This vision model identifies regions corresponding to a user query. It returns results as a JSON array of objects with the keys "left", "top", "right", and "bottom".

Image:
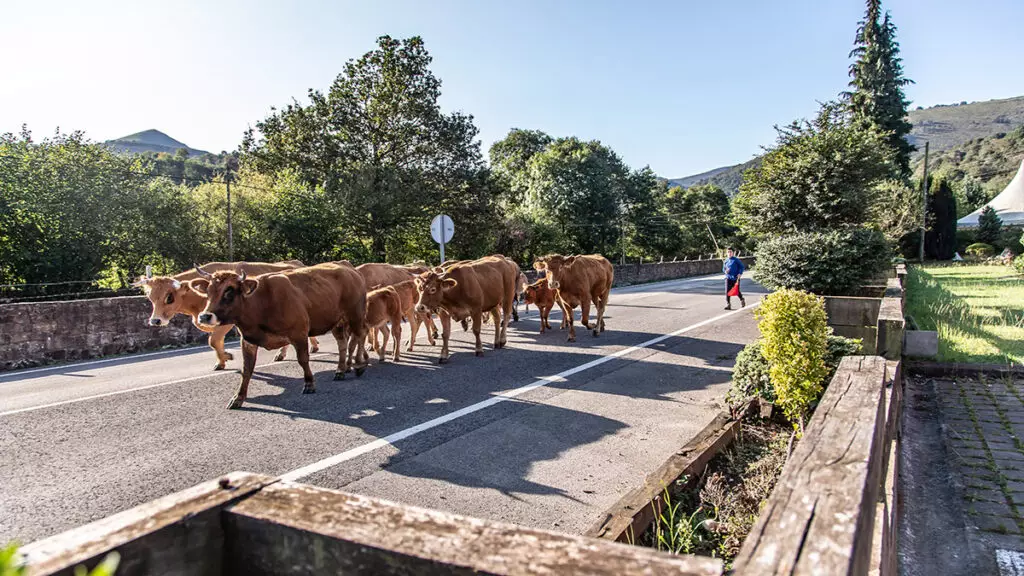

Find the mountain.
[
  {"left": 667, "top": 95, "right": 1024, "bottom": 196},
  {"left": 912, "top": 125, "right": 1024, "bottom": 198},
  {"left": 105, "top": 129, "right": 210, "bottom": 157}
]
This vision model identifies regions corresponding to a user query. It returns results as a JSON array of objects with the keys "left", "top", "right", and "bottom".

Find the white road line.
[
  {"left": 279, "top": 302, "right": 758, "bottom": 482},
  {"left": 998, "top": 549, "right": 1024, "bottom": 576},
  {"left": 0, "top": 353, "right": 333, "bottom": 418}
]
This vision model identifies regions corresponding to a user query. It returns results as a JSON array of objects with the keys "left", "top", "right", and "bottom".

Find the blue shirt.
[{"left": 723, "top": 257, "right": 745, "bottom": 280}]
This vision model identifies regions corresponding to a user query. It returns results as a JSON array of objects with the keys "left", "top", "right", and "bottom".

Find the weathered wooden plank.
[
  {"left": 876, "top": 295, "right": 904, "bottom": 361},
  {"left": 22, "top": 472, "right": 273, "bottom": 576},
  {"left": 585, "top": 406, "right": 744, "bottom": 544},
  {"left": 224, "top": 482, "right": 723, "bottom": 576},
  {"left": 732, "top": 356, "right": 889, "bottom": 576}
]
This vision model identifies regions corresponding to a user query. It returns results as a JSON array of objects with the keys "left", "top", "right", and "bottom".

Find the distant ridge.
[
  {"left": 105, "top": 129, "right": 210, "bottom": 157},
  {"left": 666, "top": 94, "right": 1024, "bottom": 196}
]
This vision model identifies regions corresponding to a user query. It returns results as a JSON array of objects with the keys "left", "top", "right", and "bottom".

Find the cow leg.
[
  {"left": 511, "top": 296, "right": 519, "bottom": 323},
  {"left": 431, "top": 317, "right": 440, "bottom": 340},
  {"left": 310, "top": 336, "right": 320, "bottom": 354},
  {"left": 210, "top": 323, "right": 235, "bottom": 370},
  {"left": 558, "top": 301, "right": 569, "bottom": 329},
  {"left": 490, "top": 308, "right": 502, "bottom": 349},
  {"left": 295, "top": 339, "right": 315, "bottom": 395},
  {"left": 472, "top": 311, "right": 484, "bottom": 356},
  {"left": 439, "top": 311, "right": 452, "bottom": 364},
  {"left": 565, "top": 305, "right": 577, "bottom": 342},
  {"left": 580, "top": 299, "right": 592, "bottom": 331},
  {"left": 377, "top": 326, "right": 388, "bottom": 362},
  {"left": 407, "top": 314, "right": 419, "bottom": 352},
  {"left": 274, "top": 346, "right": 288, "bottom": 362},
  {"left": 596, "top": 292, "right": 609, "bottom": 334},
  {"left": 539, "top": 306, "right": 547, "bottom": 333},
  {"left": 391, "top": 321, "right": 402, "bottom": 362},
  {"left": 348, "top": 324, "right": 368, "bottom": 377},
  {"left": 228, "top": 340, "right": 259, "bottom": 409},
  {"left": 331, "top": 325, "right": 348, "bottom": 380}
]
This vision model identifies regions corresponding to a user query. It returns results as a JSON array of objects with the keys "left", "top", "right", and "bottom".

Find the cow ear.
[
  {"left": 414, "top": 277, "right": 425, "bottom": 288},
  {"left": 442, "top": 278, "right": 458, "bottom": 290},
  {"left": 189, "top": 278, "right": 210, "bottom": 296},
  {"left": 131, "top": 276, "right": 149, "bottom": 287},
  {"left": 532, "top": 261, "right": 546, "bottom": 271},
  {"left": 565, "top": 256, "right": 577, "bottom": 265},
  {"left": 242, "top": 278, "right": 259, "bottom": 296}
]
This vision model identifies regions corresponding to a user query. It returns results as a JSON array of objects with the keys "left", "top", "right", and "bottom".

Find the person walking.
[{"left": 723, "top": 248, "right": 746, "bottom": 310}]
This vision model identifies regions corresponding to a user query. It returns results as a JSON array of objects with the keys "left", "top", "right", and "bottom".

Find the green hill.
[
  {"left": 668, "top": 95, "right": 1024, "bottom": 196},
  {"left": 912, "top": 125, "right": 1024, "bottom": 199},
  {"left": 105, "top": 129, "right": 210, "bottom": 157}
]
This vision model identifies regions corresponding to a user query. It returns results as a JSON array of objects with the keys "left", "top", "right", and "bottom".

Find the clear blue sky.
[{"left": 2, "top": 0, "right": 1022, "bottom": 177}]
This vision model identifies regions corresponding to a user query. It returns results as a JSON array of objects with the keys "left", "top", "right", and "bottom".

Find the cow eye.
[
  {"left": 222, "top": 287, "right": 235, "bottom": 302},
  {"left": 165, "top": 293, "right": 174, "bottom": 305}
]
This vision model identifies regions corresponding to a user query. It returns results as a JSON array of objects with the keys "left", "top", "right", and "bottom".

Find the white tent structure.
[{"left": 958, "top": 158, "right": 1024, "bottom": 228}]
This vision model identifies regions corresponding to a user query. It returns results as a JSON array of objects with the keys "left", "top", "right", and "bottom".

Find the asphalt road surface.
[{"left": 1, "top": 273, "right": 765, "bottom": 544}]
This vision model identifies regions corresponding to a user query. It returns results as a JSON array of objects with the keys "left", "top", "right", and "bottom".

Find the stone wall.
[
  {"left": 0, "top": 257, "right": 751, "bottom": 371},
  {"left": 0, "top": 296, "right": 206, "bottom": 371}
]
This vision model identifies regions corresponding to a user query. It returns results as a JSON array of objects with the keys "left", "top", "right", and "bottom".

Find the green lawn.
[{"left": 906, "top": 264, "right": 1024, "bottom": 364}]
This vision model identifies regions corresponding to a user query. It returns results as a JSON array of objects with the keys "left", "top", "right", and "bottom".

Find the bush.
[
  {"left": 753, "top": 228, "right": 890, "bottom": 295},
  {"left": 727, "top": 335, "right": 862, "bottom": 408},
  {"left": 755, "top": 289, "right": 830, "bottom": 424},
  {"left": 955, "top": 228, "right": 977, "bottom": 255},
  {"left": 976, "top": 206, "right": 1003, "bottom": 245},
  {"left": 965, "top": 243, "right": 996, "bottom": 257},
  {"left": 1015, "top": 256, "right": 1024, "bottom": 276}
]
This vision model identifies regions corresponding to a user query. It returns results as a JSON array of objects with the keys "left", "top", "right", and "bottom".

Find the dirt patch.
[{"left": 640, "top": 416, "right": 792, "bottom": 568}]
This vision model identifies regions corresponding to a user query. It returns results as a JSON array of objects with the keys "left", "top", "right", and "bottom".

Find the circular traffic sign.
[{"left": 431, "top": 214, "right": 455, "bottom": 244}]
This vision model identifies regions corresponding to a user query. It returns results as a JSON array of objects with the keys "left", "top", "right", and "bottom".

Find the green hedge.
[
  {"left": 965, "top": 243, "right": 996, "bottom": 257},
  {"left": 752, "top": 228, "right": 890, "bottom": 295}
]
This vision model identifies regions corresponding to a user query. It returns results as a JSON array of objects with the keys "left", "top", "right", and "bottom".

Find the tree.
[
  {"left": 870, "top": 179, "right": 921, "bottom": 243},
  {"left": 956, "top": 174, "right": 988, "bottom": 216},
  {"left": 846, "top": 0, "right": 914, "bottom": 175},
  {"left": 242, "top": 36, "right": 486, "bottom": 261},
  {"left": 734, "top": 102, "right": 893, "bottom": 237},
  {"left": 661, "top": 184, "right": 732, "bottom": 255},
  {"left": 489, "top": 128, "right": 552, "bottom": 205},
  {"left": 925, "top": 175, "right": 957, "bottom": 259},
  {"left": 976, "top": 205, "right": 1002, "bottom": 245}
]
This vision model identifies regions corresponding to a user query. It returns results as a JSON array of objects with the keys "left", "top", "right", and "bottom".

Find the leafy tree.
[
  {"left": 734, "top": 102, "right": 893, "bottom": 236},
  {"left": 846, "top": 0, "right": 914, "bottom": 175},
  {"left": 871, "top": 179, "right": 921, "bottom": 243},
  {"left": 663, "top": 183, "right": 731, "bottom": 251},
  {"left": 242, "top": 35, "right": 487, "bottom": 261},
  {"left": 956, "top": 174, "right": 989, "bottom": 216},
  {"left": 490, "top": 128, "right": 552, "bottom": 205},
  {"left": 976, "top": 205, "right": 1002, "bottom": 246},
  {"left": 924, "top": 175, "right": 957, "bottom": 259}
]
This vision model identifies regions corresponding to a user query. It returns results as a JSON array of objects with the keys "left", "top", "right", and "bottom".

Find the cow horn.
[
  {"left": 238, "top": 269, "right": 247, "bottom": 282},
  {"left": 194, "top": 264, "right": 213, "bottom": 279}
]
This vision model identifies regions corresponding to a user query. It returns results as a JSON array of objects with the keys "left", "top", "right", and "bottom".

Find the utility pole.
[
  {"left": 918, "top": 141, "right": 929, "bottom": 263},
  {"left": 705, "top": 222, "right": 721, "bottom": 254},
  {"left": 226, "top": 171, "right": 234, "bottom": 262}
]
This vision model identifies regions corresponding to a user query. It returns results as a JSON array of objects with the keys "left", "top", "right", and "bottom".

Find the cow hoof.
[
  {"left": 334, "top": 371, "right": 345, "bottom": 381},
  {"left": 225, "top": 353, "right": 234, "bottom": 361},
  {"left": 302, "top": 386, "right": 316, "bottom": 394},
  {"left": 227, "top": 397, "right": 244, "bottom": 410},
  {"left": 214, "top": 364, "right": 226, "bottom": 371},
  {"left": 567, "top": 336, "right": 576, "bottom": 342},
  {"left": 593, "top": 329, "right": 600, "bottom": 337},
  {"left": 475, "top": 350, "right": 484, "bottom": 357},
  {"left": 311, "top": 346, "right": 320, "bottom": 353},
  {"left": 355, "top": 366, "right": 366, "bottom": 377},
  {"left": 274, "top": 354, "right": 286, "bottom": 362},
  {"left": 433, "top": 330, "right": 439, "bottom": 339},
  {"left": 439, "top": 357, "right": 449, "bottom": 365},
  {"left": 378, "top": 357, "right": 387, "bottom": 363}
]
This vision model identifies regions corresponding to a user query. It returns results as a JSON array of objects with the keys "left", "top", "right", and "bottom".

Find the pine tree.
[
  {"left": 925, "top": 176, "right": 957, "bottom": 260},
  {"left": 847, "top": 0, "right": 914, "bottom": 175},
  {"left": 976, "top": 205, "right": 1002, "bottom": 245}
]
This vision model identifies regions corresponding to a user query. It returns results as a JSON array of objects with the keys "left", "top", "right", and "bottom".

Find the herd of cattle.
[{"left": 133, "top": 254, "right": 614, "bottom": 409}]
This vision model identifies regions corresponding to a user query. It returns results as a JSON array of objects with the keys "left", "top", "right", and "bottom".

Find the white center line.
[{"left": 279, "top": 302, "right": 758, "bottom": 482}]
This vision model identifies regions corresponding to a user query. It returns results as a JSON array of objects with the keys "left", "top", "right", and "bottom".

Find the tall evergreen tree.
[
  {"left": 847, "top": 0, "right": 914, "bottom": 175},
  {"left": 976, "top": 206, "right": 1002, "bottom": 246},
  {"left": 925, "top": 176, "right": 957, "bottom": 260}
]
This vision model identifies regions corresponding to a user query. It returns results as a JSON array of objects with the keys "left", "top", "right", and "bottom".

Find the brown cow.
[
  {"left": 414, "top": 256, "right": 516, "bottom": 363},
  {"left": 190, "top": 262, "right": 368, "bottom": 409},
  {"left": 356, "top": 262, "right": 437, "bottom": 349},
  {"left": 365, "top": 286, "right": 404, "bottom": 362},
  {"left": 522, "top": 277, "right": 568, "bottom": 333},
  {"left": 132, "top": 261, "right": 319, "bottom": 370},
  {"left": 534, "top": 254, "right": 614, "bottom": 342}
]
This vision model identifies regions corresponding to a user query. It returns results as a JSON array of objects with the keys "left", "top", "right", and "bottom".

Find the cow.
[
  {"left": 534, "top": 254, "right": 614, "bottom": 342},
  {"left": 414, "top": 255, "right": 517, "bottom": 363},
  {"left": 132, "top": 261, "right": 319, "bottom": 370},
  {"left": 365, "top": 285, "right": 404, "bottom": 362},
  {"left": 355, "top": 262, "right": 437, "bottom": 349},
  {"left": 522, "top": 277, "right": 568, "bottom": 333},
  {"left": 190, "top": 262, "right": 368, "bottom": 409}
]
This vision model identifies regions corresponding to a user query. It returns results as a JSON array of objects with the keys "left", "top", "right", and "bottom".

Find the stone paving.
[{"left": 936, "top": 373, "right": 1024, "bottom": 571}]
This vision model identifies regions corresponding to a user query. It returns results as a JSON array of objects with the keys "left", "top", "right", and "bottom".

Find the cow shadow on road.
[{"left": 237, "top": 323, "right": 744, "bottom": 504}]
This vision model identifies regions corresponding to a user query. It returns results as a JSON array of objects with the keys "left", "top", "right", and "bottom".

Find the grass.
[
  {"left": 906, "top": 263, "right": 1024, "bottom": 364},
  {"left": 642, "top": 419, "right": 791, "bottom": 568}
]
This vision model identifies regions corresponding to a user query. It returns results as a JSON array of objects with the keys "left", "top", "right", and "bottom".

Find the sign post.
[{"left": 430, "top": 214, "right": 455, "bottom": 263}]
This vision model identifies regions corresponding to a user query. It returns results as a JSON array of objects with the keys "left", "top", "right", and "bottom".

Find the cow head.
[
  {"left": 189, "top": 266, "right": 259, "bottom": 327},
  {"left": 523, "top": 278, "right": 548, "bottom": 305},
  {"left": 414, "top": 268, "right": 457, "bottom": 314},
  {"left": 534, "top": 255, "right": 574, "bottom": 290},
  {"left": 132, "top": 274, "right": 185, "bottom": 327}
]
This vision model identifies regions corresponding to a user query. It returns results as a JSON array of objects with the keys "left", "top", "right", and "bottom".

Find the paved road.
[{"left": 0, "top": 274, "right": 764, "bottom": 543}]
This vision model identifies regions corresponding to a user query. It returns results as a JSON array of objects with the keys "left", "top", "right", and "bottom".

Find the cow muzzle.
[
  {"left": 415, "top": 304, "right": 429, "bottom": 314},
  {"left": 197, "top": 312, "right": 219, "bottom": 326},
  {"left": 149, "top": 317, "right": 164, "bottom": 327},
  {"left": 549, "top": 280, "right": 560, "bottom": 289}
]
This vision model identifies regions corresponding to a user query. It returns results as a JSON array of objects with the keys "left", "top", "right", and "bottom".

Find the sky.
[{"left": 2, "top": 0, "right": 1023, "bottom": 178}]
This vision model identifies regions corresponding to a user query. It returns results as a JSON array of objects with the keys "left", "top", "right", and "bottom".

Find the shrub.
[
  {"left": 1000, "top": 227, "right": 1023, "bottom": 255},
  {"left": 726, "top": 341, "right": 774, "bottom": 407},
  {"left": 755, "top": 289, "right": 830, "bottom": 424},
  {"left": 976, "top": 206, "right": 1002, "bottom": 245},
  {"left": 752, "top": 228, "right": 890, "bottom": 295},
  {"left": 965, "top": 243, "right": 996, "bottom": 258},
  {"left": 727, "top": 335, "right": 862, "bottom": 408},
  {"left": 1015, "top": 256, "right": 1024, "bottom": 276},
  {"left": 955, "top": 228, "right": 977, "bottom": 255}
]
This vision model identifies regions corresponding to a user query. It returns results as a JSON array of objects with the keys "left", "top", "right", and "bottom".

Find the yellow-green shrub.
[{"left": 755, "top": 289, "right": 830, "bottom": 424}]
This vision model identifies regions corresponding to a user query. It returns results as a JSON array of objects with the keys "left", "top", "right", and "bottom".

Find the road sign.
[{"left": 431, "top": 214, "right": 454, "bottom": 262}]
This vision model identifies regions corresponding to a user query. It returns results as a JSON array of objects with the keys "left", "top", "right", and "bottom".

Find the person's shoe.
[
  {"left": 741, "top": 298, "right": 747, "bottom": 308},
  {"left": 724, "top": 305, "right": 733, "bottom": 310}
]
